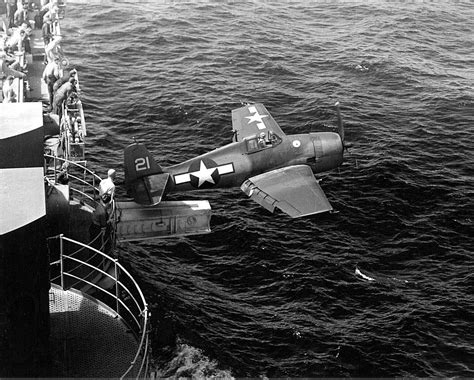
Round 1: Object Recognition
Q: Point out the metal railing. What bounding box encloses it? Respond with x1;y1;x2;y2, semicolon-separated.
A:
45;153;118;288
16;76;24;103
49;234;150;379
44;153;101;205
50;225;111;290
45;154;149;378
45;154;119;252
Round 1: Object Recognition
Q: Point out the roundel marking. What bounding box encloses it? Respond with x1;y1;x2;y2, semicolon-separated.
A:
292;140;301;148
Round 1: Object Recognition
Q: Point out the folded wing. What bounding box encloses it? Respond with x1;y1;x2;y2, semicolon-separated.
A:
232;103;286;142
240;165;333;218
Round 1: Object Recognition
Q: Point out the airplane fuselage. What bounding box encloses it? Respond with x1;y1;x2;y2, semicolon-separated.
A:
123;102;349;217
163;131;343;193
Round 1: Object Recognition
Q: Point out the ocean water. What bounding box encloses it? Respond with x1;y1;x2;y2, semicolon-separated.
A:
62;1;473;377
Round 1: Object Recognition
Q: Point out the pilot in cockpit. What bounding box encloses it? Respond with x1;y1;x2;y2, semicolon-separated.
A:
258;132;266;148
268;131;277;144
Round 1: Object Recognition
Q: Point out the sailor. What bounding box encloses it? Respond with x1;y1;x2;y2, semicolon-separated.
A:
42;57;60;107
52;76;76;118
89;196;109;248
2;75;16;103
36;0;54;28
42;2;59;26
53;68;77;93
5;0;17;29
42;16;53;45
5;52;30;89
13;3;27;27
44;34;63;63
0;50;26;80
20;23;33;54
6;27;27;52
41;0;59;15
57;162;69;185
99;169;116;203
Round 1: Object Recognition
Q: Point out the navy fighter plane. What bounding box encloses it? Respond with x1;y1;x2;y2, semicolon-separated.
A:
124;103;350;218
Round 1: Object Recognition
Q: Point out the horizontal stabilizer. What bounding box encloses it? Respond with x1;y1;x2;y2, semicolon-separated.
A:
130;172;170;206
241;165;333;218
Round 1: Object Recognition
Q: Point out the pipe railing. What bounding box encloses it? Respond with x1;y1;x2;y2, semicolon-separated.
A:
45;154;147;377
56;244;143;329
46;161;118;294
44;153;101;184
16;76;24;102
44;153;102;202
45;153;118;287
50;229;106;287
62;258;141;329
49;234;150;379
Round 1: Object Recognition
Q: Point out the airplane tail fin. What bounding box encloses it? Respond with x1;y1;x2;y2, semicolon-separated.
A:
124;143;170;205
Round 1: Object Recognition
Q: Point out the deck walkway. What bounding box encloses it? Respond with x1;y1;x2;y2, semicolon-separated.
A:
26;29;49;103
49;284;140;378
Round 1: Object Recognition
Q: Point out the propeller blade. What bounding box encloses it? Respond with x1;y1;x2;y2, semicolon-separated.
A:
335;101;344;142
335;102;354;151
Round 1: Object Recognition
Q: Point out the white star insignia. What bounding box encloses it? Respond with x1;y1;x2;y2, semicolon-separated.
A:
191;160;217;187
245;106;268;130
174;162;234;186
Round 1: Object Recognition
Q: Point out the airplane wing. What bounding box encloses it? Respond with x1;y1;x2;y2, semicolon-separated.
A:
240;165;333;218
232;103;286;142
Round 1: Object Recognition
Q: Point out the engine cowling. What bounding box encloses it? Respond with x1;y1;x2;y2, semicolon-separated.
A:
310;132;343;173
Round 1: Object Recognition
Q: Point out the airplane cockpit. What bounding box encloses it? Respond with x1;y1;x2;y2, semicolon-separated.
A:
244;131;282;154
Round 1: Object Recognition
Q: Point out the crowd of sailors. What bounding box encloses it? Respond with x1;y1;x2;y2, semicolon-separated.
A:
3;1;116;244
2;1;85;144
1;10;30;103
1;0;78;117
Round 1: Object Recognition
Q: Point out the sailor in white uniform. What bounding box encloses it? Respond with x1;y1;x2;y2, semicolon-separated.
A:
99;169;116;203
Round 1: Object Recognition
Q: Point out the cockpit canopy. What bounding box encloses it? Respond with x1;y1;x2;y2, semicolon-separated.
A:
244;131;282;153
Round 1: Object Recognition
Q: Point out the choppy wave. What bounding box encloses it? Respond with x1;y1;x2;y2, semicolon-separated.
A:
151;341;233;379
62;1;473;377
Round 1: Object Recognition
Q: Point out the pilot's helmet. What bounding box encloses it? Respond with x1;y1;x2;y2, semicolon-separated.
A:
259;132;266;139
